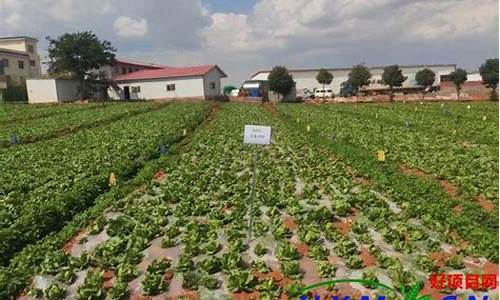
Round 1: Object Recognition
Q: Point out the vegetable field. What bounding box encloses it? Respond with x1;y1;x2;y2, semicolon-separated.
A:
0;101;497;300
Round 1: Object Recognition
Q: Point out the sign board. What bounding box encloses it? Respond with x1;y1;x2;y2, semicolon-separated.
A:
244;125;272;145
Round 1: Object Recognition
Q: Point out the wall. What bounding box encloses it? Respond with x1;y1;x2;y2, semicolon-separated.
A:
55;80;80;101
110;76;206;100
203;68;222;97
26;79;58;103
27;79;81;103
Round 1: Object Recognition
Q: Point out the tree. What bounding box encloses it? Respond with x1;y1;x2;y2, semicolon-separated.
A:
381;65;407;102
316;69;333;99
415;68;436;101
479;58;499;101
268;66;295;101
449;68;468;101
347;64;372;96
47;31;116;99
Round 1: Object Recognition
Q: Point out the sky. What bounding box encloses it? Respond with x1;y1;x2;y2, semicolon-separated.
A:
0;0;498;85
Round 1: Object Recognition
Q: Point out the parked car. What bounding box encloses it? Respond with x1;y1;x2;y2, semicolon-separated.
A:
314;88;333;98
298;88;315;100
230;89;240;97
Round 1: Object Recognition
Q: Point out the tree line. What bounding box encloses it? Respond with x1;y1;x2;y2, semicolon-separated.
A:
268;59;498;102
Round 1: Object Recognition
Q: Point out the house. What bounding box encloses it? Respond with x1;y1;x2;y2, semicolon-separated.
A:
251;64;457;95
0;36;42;101
109;65;227;100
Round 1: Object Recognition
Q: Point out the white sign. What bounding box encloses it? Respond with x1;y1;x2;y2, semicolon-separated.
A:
244;125;272;145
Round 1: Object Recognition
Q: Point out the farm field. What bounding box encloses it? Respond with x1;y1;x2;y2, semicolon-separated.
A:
0;101;497;300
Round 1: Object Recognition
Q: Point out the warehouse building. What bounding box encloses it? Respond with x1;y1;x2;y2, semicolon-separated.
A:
250;64;457;95
109;64;227;100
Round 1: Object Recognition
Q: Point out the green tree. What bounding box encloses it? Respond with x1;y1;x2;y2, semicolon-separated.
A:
449;68;468;101
46;31;116;99
381;65;407;102
268;66;295;101
347;64;372;96
479;58;499;101
415;68;436;101
316;69;333;98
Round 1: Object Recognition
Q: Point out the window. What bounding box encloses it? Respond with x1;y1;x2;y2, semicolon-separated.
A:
166;84;176;91
27;45;34;53
2;59;9;68
0;61;4;76
18;60;24;69
122;67;127;74
30;60;36;67
131;86;141;93
129;68;133;73
210;82;216;89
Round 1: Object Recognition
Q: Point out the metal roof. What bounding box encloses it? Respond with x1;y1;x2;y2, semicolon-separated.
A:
114;65;227;82
251;64;457;78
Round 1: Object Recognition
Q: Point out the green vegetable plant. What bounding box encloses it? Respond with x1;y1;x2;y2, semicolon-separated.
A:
44;284;66;300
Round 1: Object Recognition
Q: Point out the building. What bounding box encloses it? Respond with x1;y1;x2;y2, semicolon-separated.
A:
250;64;457;95
0;36;42;101
26;79;81;104
98;58;167;79
109;65;227;100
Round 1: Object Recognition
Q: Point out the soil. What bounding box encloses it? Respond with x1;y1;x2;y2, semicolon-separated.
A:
452;205;464;213
233;291;260;300
399;165;429;178
439;180;458;197
359;245;377;267
153;170;166;182
282;215;298;231
346;165;373;186
62;229;87;254
292;241;309;256
475;195;496;212
262;102;278;115
429;252;448;268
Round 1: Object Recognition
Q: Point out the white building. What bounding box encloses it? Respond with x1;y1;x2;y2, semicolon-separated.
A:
109;65;227;100
26;79;81;104
251;64;457;95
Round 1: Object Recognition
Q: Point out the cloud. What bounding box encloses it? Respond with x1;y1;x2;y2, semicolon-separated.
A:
113;16;148;37
0;0;497;84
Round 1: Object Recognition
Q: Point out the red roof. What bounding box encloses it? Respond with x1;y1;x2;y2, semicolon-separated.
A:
114;65;227;82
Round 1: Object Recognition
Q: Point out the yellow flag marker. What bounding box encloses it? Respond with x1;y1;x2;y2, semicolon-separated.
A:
109;172;117;187
452;129;457;135
377;150;385;162
441;104;444;108
375;113;378;119
296;118;300;123
306;125;311;132
183;129;187;136
467;105;471;110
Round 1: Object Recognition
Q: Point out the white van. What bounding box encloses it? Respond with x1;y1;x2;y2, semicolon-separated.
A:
314;88;333;98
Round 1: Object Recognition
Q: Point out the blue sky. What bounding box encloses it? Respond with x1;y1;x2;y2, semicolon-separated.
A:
0;0;498;85
203;0;254;13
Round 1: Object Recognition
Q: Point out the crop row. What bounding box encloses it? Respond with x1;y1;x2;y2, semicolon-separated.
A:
0;103;209;266
0;103;100;124
13;103;496;299
0;102;163;148
279;103;499;202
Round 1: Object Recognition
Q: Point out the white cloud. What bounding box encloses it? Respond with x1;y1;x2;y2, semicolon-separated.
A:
113;16;149;37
